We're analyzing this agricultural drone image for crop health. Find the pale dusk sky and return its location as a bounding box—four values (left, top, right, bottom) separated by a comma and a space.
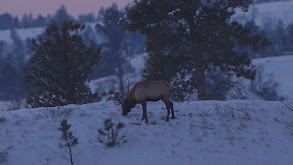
0, 0, 133, 19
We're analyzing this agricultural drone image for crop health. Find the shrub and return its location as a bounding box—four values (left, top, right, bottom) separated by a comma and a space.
0, 152, 7, 164
0, 111, 5, 123
98, 118, 125, 148
0, 117, 5, 123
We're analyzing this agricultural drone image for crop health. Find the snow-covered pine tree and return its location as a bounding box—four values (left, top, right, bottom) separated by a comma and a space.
120, 0, 270, 100
25, 21, 101, 107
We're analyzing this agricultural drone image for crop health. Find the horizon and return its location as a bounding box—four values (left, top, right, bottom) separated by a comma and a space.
0, 0, 133, 19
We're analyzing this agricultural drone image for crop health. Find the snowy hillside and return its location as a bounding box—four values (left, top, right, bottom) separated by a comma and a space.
0, 22, 101, 45
233, 1, 293, 28
1, 100, 293, 165
252, 55, 293, 99
229, 55, 293, 100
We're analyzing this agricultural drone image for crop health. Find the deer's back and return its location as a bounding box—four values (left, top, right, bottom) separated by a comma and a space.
132, 80, 171, 102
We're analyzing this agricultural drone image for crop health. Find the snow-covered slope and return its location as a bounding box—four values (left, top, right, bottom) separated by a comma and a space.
0, 27, 44, 45
1, 100, 293, 165
233, 1, 293, 28
252, 55, 293, 99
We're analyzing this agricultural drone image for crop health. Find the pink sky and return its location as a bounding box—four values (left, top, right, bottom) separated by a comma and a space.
0, 0, 133, 19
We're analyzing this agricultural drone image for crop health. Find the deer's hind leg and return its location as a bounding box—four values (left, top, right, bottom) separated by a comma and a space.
141, 102, 148, 123
163, 100, 171, 122
170, 101, 174, 119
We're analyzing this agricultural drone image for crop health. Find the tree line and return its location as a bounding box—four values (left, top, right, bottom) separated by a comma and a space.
0, 5, 96, 30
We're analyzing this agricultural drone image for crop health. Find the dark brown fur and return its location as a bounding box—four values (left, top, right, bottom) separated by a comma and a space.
121, 80, 174, 122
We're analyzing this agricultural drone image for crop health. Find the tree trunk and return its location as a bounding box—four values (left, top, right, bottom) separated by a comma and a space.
195, 66, 206, 100
68, 146, 74, 165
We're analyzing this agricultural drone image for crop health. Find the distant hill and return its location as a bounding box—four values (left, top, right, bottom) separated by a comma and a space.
0, 22, 99, 45
1, 1, 293, 44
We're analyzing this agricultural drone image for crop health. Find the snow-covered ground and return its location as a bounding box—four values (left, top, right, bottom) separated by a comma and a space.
1, 100, 293, 165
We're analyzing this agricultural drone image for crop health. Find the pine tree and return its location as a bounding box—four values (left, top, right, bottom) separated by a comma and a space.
95, 3, 145, 97
98, 118, 125, 148
120, 0, 269, 100
58, 119, 78, 165
25, 21, 101, 107
0, 30, 28, 100
54, 6, 74, 25
287, 23, 293, 53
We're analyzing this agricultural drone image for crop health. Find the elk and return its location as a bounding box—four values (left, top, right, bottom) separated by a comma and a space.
119, 80, 174, 123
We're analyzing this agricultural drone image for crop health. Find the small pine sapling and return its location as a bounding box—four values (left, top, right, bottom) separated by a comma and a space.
0, 111, 6, 123
0, 152, 8, 164
98, 118, 125, 148
58, 119, 78, 165
0, 117, 5, 123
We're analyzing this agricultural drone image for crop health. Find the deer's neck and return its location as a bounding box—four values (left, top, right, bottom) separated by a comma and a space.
126, 91, 137, 108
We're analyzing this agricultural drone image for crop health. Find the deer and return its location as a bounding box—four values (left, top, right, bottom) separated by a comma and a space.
119, 80, 174, 123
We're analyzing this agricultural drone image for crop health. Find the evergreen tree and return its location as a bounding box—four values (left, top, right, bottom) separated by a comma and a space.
287, 23, 293, 53
243, 20, 268, 58
81, 25, 96, 46
0, 13, 17, 30
11, 17, 20, 29
32, 15, 47, 27
78, 13, 96, 23
58, 119, 78, 165
270, 21, 286, 55
25, 21, 101, 107
98, 118, 125, 148
21, 13, 33, 28
120, 0, 269, 100
0, 30, 28, 100
54, 5, 74, 25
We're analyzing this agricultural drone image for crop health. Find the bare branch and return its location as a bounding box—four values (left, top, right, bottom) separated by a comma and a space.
280, 100, 293, 112
123, 78, 131, 95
